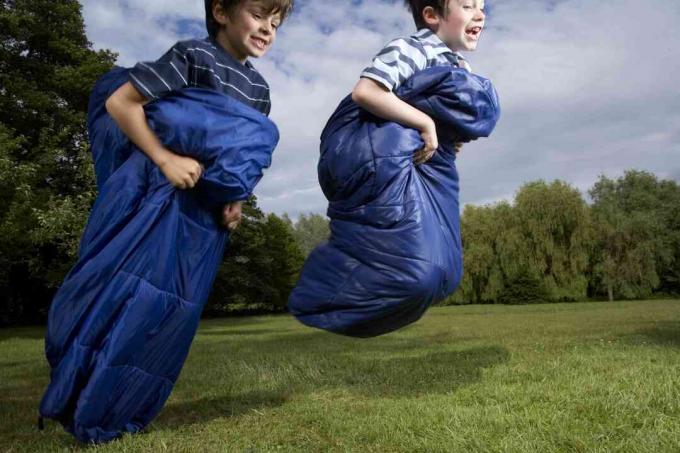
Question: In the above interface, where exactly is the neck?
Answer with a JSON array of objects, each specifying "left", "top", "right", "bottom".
[{"left": 214, "top": 30, "right": 247, "bottom": 64}]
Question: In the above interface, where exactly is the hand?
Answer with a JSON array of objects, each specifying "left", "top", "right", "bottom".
[
  {"left": 454, "top": 142, "right": 464, "bottom": 154},
  {"left": 413, "top": 118, "right": 438, "bottom": 165},
  {"left": 222, "top": 201, "right": 243, "bottom": 232},
  {"left": 158, "top": 152, "right": 203, "bottom": 189}
]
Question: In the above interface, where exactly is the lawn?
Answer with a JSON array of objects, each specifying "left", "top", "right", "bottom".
[{"left": 1, "top": 300, "right": 679, "bottom": 452}]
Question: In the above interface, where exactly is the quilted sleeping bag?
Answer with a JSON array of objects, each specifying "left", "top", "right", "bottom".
[
  {"left": 39, "top": 67, "right": 279, "bottom": 443},
  {"left": 288, "top": 66, "right": 500, "bottom": 338}
]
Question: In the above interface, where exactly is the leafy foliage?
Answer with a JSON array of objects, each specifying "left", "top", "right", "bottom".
[
  {"left": 283, "top": 212, "right": 330, "bottom": 256},
  {"left": 0, "top": 0, "right": 115, "bottom": 324},
  {"left": 590, "top": 171, "right": 679, "bottom": 300},
  {"left": 205, "top": 197, "right": 305, "bottom": 315},
  {"left": 446, "top": 174, "right": 678, "bottom": 305}
]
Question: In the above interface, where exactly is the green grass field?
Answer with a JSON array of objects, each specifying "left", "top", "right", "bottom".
[{"left": 2, "top": 300, "right": 680, "bottom": 452}]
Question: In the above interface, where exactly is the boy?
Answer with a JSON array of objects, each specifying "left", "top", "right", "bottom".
[
  {"left": 288, "top": 0, "right": 498, "bottom": 337},
  {"left": 105, "top": 0, "right": 293, "bottom": 231},
  {"left": 352, "top": 0, "right": 485, "bottom": 163},
  {"left": 39, "top": 0, "right": 292, "bottom": 443}
]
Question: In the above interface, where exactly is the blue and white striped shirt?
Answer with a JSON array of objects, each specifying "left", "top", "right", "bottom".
[
  {"left": 129, "top": 37, "right": 272, "bottom": 116},
  {"left": 361, "top": 29, "right": 470, "bottom": 91}
]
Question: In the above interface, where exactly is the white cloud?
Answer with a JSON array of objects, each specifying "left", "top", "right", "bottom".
[{"left": 80, "top": 0, "right": 680, "bottom": 217}]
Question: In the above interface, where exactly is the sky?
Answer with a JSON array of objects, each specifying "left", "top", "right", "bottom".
[{"left": 80, "top": 0, "right": 680, "bottom": 217}]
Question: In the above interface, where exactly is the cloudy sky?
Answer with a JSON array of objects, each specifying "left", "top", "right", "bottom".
[{"left": 80, "top": 0, "right": 680, "bottom": 217}]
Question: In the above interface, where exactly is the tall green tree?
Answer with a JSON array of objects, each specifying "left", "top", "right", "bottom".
[
  {"left": 589, "top": 171, "right": 677, "bottom": 300},
  {"left": 514, "top": 180, "right": 591, "bottom": 301},
  {"left": 206, "top": 197, "right": 304, "bottom": 315},
  {"left": 261, "top": 213, "right": 306, "bottom": 306},
  {"left": 284, "top": 212, "right": 330, "bottom": 256},
  {"left": 453, "top": 202, "right": 513, "bottom": 304},
  {"left": 451, "top": 181, "right": 590, "bottom": 305},
  {"left": 655, "top": 178, "right": 680, "bottom": 295},
  {"left": 0, "top": 0, "right": 115, "bottom": 324}
]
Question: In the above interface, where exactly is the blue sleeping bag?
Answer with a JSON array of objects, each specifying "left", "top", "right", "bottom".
[
  {"left": 39, "top": 68, "right": 279, "bottom": 443},
  {"left": 287, "top": 66, "right": 500, "bottom": 337}
]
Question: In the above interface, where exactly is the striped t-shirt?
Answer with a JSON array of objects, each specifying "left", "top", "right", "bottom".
[
  {"left": 361, "top": 28, "right": 470, "bottom": 92},
  {"left": 129, "top": 37, "right": 271, "bottom": 116}
]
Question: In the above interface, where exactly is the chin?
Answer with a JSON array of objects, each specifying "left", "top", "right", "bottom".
[
  {"left": 463, "top": 40, "right": 479, "bottom": 51},
  {"left": 245, "top": 49, "right": 263, "bottom": 58},
  {"left": 248, "top": 45, "right": 269, "bottom": 58}
]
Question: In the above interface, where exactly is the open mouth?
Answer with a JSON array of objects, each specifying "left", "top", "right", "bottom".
[
  {"left": 251, "top": 37, "right": 268, "bottom": 50},
  {"left": 465, "top": 27, "right": 482, "bottom": 40}
]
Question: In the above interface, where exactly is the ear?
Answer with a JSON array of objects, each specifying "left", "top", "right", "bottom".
[
  {"left": 212, "top": 0, "right": 230, "bottom": 27},
  {"left": 422, "top": 6, "right": 443, "bottom": 28}
]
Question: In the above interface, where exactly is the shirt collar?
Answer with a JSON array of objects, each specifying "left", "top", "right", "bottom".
[
  {"left": 413, "top": 28, "right": 465, "bottom": 63},
  {"left": 206, "top": 36, "right": 255, "bottom": 70}
]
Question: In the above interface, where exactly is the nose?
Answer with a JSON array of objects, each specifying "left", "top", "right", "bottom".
[
  {"left": 474, "top": 8, "right": 485, "bottom": 21},
  {"left": 260, "top": 20, "right": 273, "bottom": 35}
]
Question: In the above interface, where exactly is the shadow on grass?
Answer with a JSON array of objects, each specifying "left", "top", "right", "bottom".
[
  {"left": 198, "top": 329, "right": 282, "bottom": 337},
  {"left": 0, "top": 326, "right": 44, "bottom": 343},
  {"left": 193, "top": 331, "right": 510, "bottom": 398},
  {"left": 150, "top": 338, "right": 508, "bottom": 431},
  {"left": 621, "top": 321, "right": 680, "bottom": 347},
  {"left": 200, "top": 316, "right": 282, "bottom": 329},
  {"left": 2, "top": 324, "right": 508, "bottom": 447},
  {"left": 0, "top": 361, "right": 88, "bottom": 451},
  {"left": 157, "top": 390, "right": 289, "bottom": 429}
]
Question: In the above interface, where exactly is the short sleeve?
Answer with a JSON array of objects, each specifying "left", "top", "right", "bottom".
[
  {"left": 456, "top": 54, "right": 472, "bottom": 72},
  {"left": 360, "top": 38, "right": 428, "bottom": 91},
  {"left": 129, "top": 42, "right": 191, "bottom": 101}
]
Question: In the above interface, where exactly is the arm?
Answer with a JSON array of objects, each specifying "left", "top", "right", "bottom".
[
  {"left": 351, "top": 77, "right": 438, "bottom": 164},
  {"left": 105, "top": 81, "right": 202, "bottom": 189}
]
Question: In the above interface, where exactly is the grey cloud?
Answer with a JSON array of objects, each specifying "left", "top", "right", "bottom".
[{"left": 81, "top": 0, "right": 680, "bottom": 218}]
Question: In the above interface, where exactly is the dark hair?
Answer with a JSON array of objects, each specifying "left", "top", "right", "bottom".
[
  {"left": 404, "top": 0, "right": 448, "bottom": 29},
  {"left": 205, "top": 0, "right": 294, "bottom": 38}
]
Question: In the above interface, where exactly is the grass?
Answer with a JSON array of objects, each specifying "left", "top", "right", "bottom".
[{"left": 1, "top": 299, "right": 680, "bottom": 452}]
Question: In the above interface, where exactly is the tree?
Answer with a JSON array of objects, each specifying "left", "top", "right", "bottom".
[
  {"left": 284, "top": 212, "right": 330, "bottom": 256},
  {"left": 260, "top": 213, "right": 305, "bottom": 306},
  {"left": 589, "top": 171, "right": 675, "bottom": 300},
  {"left": 513, "top": 180, "right": 591, "bottom": 301},
  {"left": 452, "top": 202, "right": 514, "bottom": 304},
  {"left": 0, "top": 0, "right": 116, "bottom": 324},
  {"left": 655, "top": 179, "right": 680, "bottom": 295},
  {"left": 206, "top": 197, "right": 304, "bottom": 315},
  {"left": 450, "top": 180, "right": 590, "bottom": 306}
]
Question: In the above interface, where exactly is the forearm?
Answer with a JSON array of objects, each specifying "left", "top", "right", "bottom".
[
  {"left": 105, "top": 82, "right": 172, "bottom": 167},
  {"left": 351, "top": 78, "right": 431, "bottom": 131}
]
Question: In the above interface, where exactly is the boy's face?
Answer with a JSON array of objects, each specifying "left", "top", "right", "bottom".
[
  {"left": 213, "top": 0, "right": 282, "bottom": 63},
  {"left": 432, "top": 0, "right": 485, "bottom": 52}
]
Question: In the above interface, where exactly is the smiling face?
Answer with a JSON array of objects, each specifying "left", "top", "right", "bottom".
[
  {"left": 213, "top": 0, "right": 282, "bottom": 63},
  {"left": 426, "top": 0, "right": 486, "bottom": 52}
]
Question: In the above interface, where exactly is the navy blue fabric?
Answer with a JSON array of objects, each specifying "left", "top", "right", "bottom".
[
  {"left": 288, "top": 66, "right": 500, "bottom": 338},
  {"left": 39, "top": 67, "right": 279, "bottom": 443}
]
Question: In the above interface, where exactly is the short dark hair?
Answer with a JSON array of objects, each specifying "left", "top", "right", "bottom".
[
  {"left": 205, "top": 0, "right": 294, "bottom": 38},
  {"left": 404, "top": 0, "right": 448, "bottom": 29}
]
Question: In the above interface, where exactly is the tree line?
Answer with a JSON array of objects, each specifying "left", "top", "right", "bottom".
[
  {"left": 447, "top": 174, "right": 680, "bottom": 305},
  {"left": 0, "top": 1, "right": 677, "bottom": 325}
]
